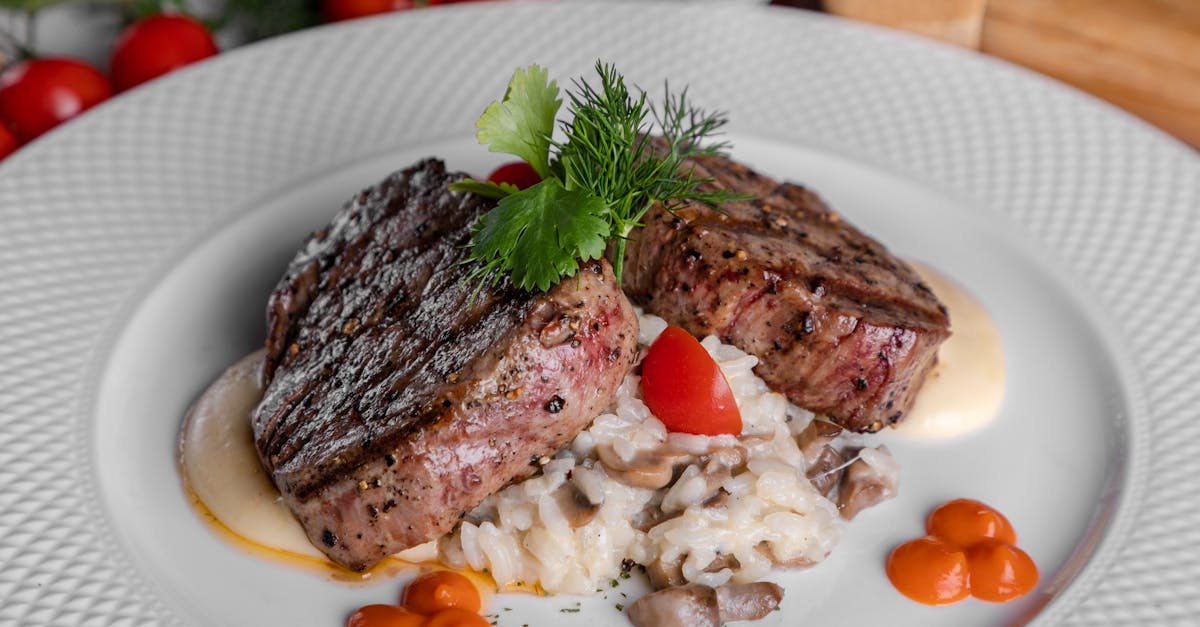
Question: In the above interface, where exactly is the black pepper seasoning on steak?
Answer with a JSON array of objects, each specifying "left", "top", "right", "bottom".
[
  {"left": 253, "top": 159, "right": 638, "bottom": 571},
  {"left": 622, "top": 154, "right": 949, "bottom": 432}
]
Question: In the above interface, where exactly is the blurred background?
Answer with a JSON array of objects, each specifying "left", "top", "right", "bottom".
[{"left": 0, "top": 0, "right": 1196, "bottom": 157}]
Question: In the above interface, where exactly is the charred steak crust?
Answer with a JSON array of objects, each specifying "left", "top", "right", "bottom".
[
  {"left": 254, "top": 159, "right": 638, "bottom": 571},
  {"left": 623, "top": 154, "right": 949, "bottom": 433}
]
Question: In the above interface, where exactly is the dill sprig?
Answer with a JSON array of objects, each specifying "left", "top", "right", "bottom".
[{"left": 451, "top": 61, "right": 746, "bottom": 292}]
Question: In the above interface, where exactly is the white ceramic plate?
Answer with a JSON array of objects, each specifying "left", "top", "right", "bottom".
[{"left": 1, "top": 3, "right": 1197, "bottom": 626}]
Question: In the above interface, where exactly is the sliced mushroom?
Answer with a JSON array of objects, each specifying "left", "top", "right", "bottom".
[
  {"left": 633, "top": 503, "right": 679, "bottom": 533},
  {"left": 551, "top": 481, "right": 601, "bottom": 528},
  {"left": 796, "top": 419, "right": 843, "bottom": 461},
  {"left": 715, "top": 582, "right": 785, "bottom": 622},
  {"left": 627, "top": 582, "right": 785, "bottom": 627},
  {"left": 437, "top": 533, "right": 466, "bottom": 569},
  {"left": 701, "top": 488, "right": 729, "bottom": 510},
  {"left": 755, "top": 540, "right": 816, "bottom": 569},
  {"left": 703, "top": 553, "right": 741, "bottom": 574},
  {"left": 596, "top": 443, "right": 689, "bottom": 489},
  {"left": 703, "top": 444, "right": 748, "bottom": 471},
  {"left": 628, "top": 584, "right": 720, "bottom": 627},
  {"left": 837, "top": 445, "right": 899, "bottom": 520},
  {"left": 796, "top": 421, "right": 846, "bottom": 495},
  {"left": 635, "top": 452, "right": 735, "bottom": 530},
  {"left": 645, "top": 555, "right": 686, "bottom": 589},
  {"left": 805, "top": 444, "right": 844, "bottom": 497},
  {"left": 691, "top": 445, "right": 747, "bottom": 504},
  {"left": 462, "top": 504, "right": 494, "bottom": 526}
]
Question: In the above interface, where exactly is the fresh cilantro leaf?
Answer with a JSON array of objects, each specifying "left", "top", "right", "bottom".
[
  {"left": 468, "top": 178, "right": 609, "bottom": 292},
  {"left": 462, "top": 61, "right": 747, "bottom": 292},
  {"left": 448, "top": 178, "right": 519, "bottom": 199},
  {"left": 476, "top": 65, "right": 561, "bottom": 180}
]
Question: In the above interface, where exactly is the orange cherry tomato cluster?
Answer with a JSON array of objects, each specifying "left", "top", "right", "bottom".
[
  {"left": 887, "top": 498, "right": 1039, "bottom": 605},
  {"left": 347, "top": 570, "right": 488, "bottom": 627},
  {"left": 0, "top": 13, "right": 217, "bottom": 161},
  {"left": 641, "top": 326, "right": 743, "bottom": 436}
]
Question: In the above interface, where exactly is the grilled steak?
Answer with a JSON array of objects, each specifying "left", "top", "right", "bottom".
[
  {"left": 623, "top": 154, "right": 949, "bottom": 432},
  {"left": 253, "top": 159, "right": 638, "bottom": 571}
]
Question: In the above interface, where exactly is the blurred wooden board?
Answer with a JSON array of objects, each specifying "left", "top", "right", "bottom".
[
  {"left": 823, "top": 0, "right": 987, "bottom": 48},
  {"left": 982, "top": 0, "right": 1200, "bottom": 148},
  {"left": 819, "top": 0, "right": 1200, "bottom": 148}
]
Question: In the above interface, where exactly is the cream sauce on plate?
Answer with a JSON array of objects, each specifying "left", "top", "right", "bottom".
[
  {"left": 179, "top": 350, "right": 323, "bottom": 559},
  {"left": 893, "top": 264, "right": 1006, "bottom": 438},
  {"left": 178, "top": 350, "right": 436, "bottom": 578}
]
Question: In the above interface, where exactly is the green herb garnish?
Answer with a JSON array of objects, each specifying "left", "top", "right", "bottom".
[{"left": 451, "top": 61, "right": 743, "bottom": 292}]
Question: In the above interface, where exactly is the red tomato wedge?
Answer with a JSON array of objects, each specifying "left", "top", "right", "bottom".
[
  {"left": 641, "top": 326, "right": 742, "bottom": 436},
  {"left": 485, "top": 161, "right": 541, "bottom": 190}
]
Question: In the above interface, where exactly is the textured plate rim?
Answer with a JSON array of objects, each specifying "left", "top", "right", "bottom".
[{"left": 0, "top": 3, "right": 1196, "bottom": 625}]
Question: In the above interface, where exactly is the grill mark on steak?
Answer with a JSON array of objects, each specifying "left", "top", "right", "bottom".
[
  {"left": 624, "top": 153, "right": 949, "bottom": 432},
  {"left": 253, "top": 159, "right": 638, "bottom": 570}
]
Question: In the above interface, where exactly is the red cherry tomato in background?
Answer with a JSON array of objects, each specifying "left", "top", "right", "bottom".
[
  {"left": 323, "top": 0, "right": 413, "bottom": 22},
  {"left": 109, "top": 14, "right": 219, "bottom": 92},
  {"left": 0, "top": 58, "right": 111, "bottom": 143},
  {"left": 346, "top": 604, "right": 425, "bottom": 627},
  {"left": 641, "top": 326, "right": 742, "bottom": 436},
  {"left": 0, "top": 123, "right": 18, "bottom": 161},
  {"left": 486, "top": 161, "right": 541, "bottom": 190}
]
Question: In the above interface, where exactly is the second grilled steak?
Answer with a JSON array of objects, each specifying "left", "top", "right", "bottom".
[
  {"left": 253, "top": 159, "right": 638, "bottom": 571},
  {"left": 623, "top": 154, "right": 949, "bottom": 432}
]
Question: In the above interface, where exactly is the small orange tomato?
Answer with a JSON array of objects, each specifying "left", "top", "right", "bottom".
[
  {"left": 424, "top": 607, "right": 490, "bottom": 627},
  {"left": 346, "top": 604, "right": 425, "bottom": 627},
  {"left": 402, "top": 571, "right": 482, "bottom": 615},
  {"left": 966, "top": 541, "right": 1039, "bottom": 602},
  {"left": 886, "top": 536, "right": 970, "bottom": 605},
  {"left": 926, "top": 498, "right": 1017, "bottom": 549}
]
